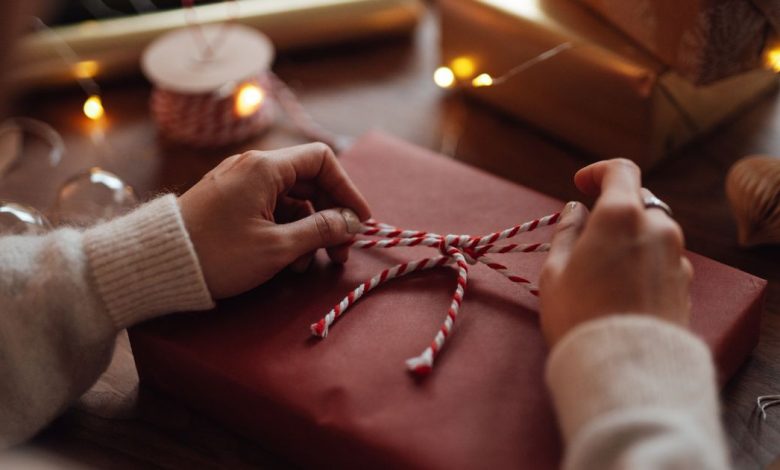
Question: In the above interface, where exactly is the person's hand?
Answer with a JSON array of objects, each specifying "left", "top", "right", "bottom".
[
  {"left": 178, "top": 143, "right": 371, "bottom": 299},
  {"left": 539, "top": 159, "right": 692, "bottom": 346}
]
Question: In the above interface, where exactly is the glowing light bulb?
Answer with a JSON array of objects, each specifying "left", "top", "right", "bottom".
[
  {"left": 766, "top": 48, "right": 780, "bottom": 72},
  {"left": 73, "top": 60, "right": 99, "bottom": 80},
  {"left": 83, "top": 95, "right": 104, "bottom": 121},
  {"left": 234, "top": 83, "right": 265, "bottom": 117},
  {"left": 472, "top": 73, "right": 494, "bottom": 87},
  {"left": 451, "top": 57, "right": 475, "bottom": 79},
  {"left": 433, "top": 66, "right": 456, "bottom": 88}
]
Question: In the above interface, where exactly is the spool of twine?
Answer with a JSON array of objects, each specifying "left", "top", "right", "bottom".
[
  {"left": 150, "top": 73, "right": 275, "bottom": 147},
  {"left": 142, "top": 24, "right": 276, "bottom": 148}
]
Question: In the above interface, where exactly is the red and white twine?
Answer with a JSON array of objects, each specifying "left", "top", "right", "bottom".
[
  {"left": 150, "top": 74, "right": 275, "bottom": 148},
  {"left": 310, "top": 211, "right": 561, "bottom": 375}
]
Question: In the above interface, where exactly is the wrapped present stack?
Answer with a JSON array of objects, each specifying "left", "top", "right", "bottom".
[{"left": 437, "top": 0, "right": 780, "bottom": 168}]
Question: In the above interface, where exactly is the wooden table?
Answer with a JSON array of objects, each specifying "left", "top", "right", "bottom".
[{"left": 3, "top": 9, "right": 780, "bottom": 469}]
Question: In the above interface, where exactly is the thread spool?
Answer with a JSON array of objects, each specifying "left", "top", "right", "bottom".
[{"left": 142, "top": 24, "right": 275, "bottom": 148}]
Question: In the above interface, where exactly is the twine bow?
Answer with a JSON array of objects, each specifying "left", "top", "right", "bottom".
[{"left": 310, "top": 210, "right": 562, "bottom": 375}]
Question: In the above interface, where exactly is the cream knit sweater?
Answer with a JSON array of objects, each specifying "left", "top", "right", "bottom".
[{"left": 0, "top": 196, "right": 730, "bottom": 468}]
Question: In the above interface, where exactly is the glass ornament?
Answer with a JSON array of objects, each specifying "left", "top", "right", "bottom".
[
  {"left": 53, "top": 167, "right": 137, "bottom": 226},
  {"left": 0, "top": 118, "right": 64, "bottom": 180},
  {"left": 0, "top": 200, "right": 51, "bottom": 235},
  {"left": 0, "top": 123, "right": 22, "bottom": 178}
]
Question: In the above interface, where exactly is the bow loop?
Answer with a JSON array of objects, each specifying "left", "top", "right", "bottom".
[{"left": 310, "top": 210, "right": 563, "bottom": 376}]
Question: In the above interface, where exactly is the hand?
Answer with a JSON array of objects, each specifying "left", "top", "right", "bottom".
[
  {"left": 539, "top": 159, "right": 693, "bottom": 346},
  {"left": 178, "top": 143, "right": 371, "bottom": 299}
]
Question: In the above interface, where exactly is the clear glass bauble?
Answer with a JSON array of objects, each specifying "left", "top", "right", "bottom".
[
  {"left": 0, "top": 118, "right": 63, "bottom": 180},
  {"left": 0, "top": 200, "right": 51, "bottom": 235},
  {"left": 53, "top": 167, "right": 137, "bottom": 226}
]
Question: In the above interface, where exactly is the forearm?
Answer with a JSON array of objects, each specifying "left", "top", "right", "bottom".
[
  {"left": 546, "top": 315, "right": 729, "bottom": 470},
  {"left": 0, "top": 228, "right": 116, "bottom": 447},
  {"left": 0, "top": 195, "right": 213, "bottom": 447}
]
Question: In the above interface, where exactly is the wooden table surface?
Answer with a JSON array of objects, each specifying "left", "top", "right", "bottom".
[{"left": 3, "top": 9, "right": 780, "bottom": 469}]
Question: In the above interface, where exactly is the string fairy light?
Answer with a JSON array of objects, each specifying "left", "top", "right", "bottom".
[
  {"left": 13, "top": 18, "right": 140, "bottom": 230},
  {"left": 35, "top": 2, "right": 345, "bottom": 150},
  {"left": 450, "top": 56, "right": 476, "bottom": 79},
  {"left": 765, "top": 46, "right": 780, "bottom": 73},
  {"left": 73, "top": 60, "right": 100, "bottom": 80},
  {"left": 31, "top": 17, "right": 105, "bottom": 121},
  {"left": 434, "top": 42, "right": 575, "bottom": 89},
  {"left": 82, "top": 95, "right": 105, "bottom": 121},
  {"left": 433, "top": 66, "right": 456, "bottom": 89},
  {"left": 471, "top": 73, "right": 493, "bottom": 87}
]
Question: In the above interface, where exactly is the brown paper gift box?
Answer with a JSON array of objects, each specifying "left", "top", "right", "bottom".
[
  {"left": 575, "top": 0, "right": 780, "bottom": 85},
  {"left": 438, "top": 0, "right": 778, "bottom": 169},
  {"left": 130, "top": 132, "right": 765, "bottom": 469}
]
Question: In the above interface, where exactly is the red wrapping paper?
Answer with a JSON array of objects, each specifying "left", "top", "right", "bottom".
[{"left": 130, "top": 132, "right": 765, "bottom": 469}]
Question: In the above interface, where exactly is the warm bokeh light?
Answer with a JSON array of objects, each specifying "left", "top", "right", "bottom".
[
  {"left": 73, "top": 60, "right": 99, "bottom": 80},
  {"left": 766, "top": 48, "right": 780, "bottom": 72},
  {"left": 472, "top": 73, "right": 494, "bottom": 87},
  {"left": 451, "top": 57, "right": 475, "bottom": 79},
  {"left": 433, "top": 66, "right": 456, "bottom": 88},
  {"left": 234, "top": 83, "right": 265, "bottom": 117},
  {"left": 83, "top": 95, "right": 104, "bottom": 120}
]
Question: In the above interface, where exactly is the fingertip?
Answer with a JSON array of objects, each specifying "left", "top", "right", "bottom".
[
  {"left": 561, "top": 200, "right": 578, "bottom": 217},
  {"left": 544, "top": 201, "right": 588, "bottom": 273},
  {"left": 573, "top": 159, "right": 641, "bottom": 197},
  {"left": 573, "top": 164, "right": 600, "bottom": 197},
  {"left": 559, "top": 201, "right": 589, "bottom": 225}
]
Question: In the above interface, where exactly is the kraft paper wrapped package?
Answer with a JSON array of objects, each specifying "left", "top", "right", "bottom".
[
  {"left": 438, "top": 0, "right": 778, "bottom": 169},
  {"left": 575, "top": 0, "right": 780, "bottom": 85},
  {"left": 130, "top": 132, "right": 766, "bottom": 469}
]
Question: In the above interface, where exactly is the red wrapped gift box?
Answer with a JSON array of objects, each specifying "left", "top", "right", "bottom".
[{"left": 130, "top": 132, "right": 765, "bottom": 469}]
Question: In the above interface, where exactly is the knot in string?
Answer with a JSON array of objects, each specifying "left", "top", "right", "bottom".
[
  {"left": 438, "top": 236, "right": 479, "bottom": 264},
  {"left": 310, "top": 210, "right": 562, "bottom": 376}
]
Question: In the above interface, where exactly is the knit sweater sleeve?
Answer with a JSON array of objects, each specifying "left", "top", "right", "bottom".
[
  {"left": 0, "top": 195, "right": 213, "bottom": 447},
  {"left": 546, "top": 315, "right": 730, "bottom": 470}
]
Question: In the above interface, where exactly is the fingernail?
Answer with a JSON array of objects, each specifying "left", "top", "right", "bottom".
[
  {"left": 340, "top": 208, "right": 361, "bottom": 234},
  {"left": 562, "top": 201, "right": 579, "bottom": 216}
]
